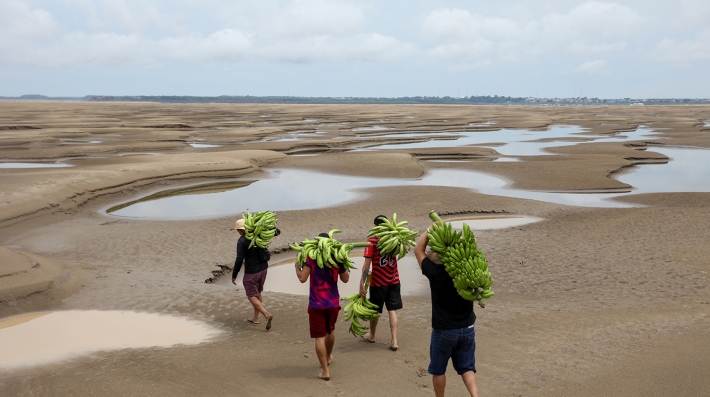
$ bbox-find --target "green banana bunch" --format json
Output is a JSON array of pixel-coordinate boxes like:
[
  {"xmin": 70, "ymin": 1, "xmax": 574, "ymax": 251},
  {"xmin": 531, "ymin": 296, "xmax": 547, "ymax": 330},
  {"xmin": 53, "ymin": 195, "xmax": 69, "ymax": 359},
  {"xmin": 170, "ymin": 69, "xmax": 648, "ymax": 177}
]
[
  {"xmin": 289, "ymin": 229, "xmax": 369, "ymax": 271},
  {"xmin": 243, "ymin": 210, "xmax": 278, "ymax": 249},
  {"xmin": 368, "ymin": 213, "xmax": 420, "ymax": 259},
  {"xmin": 428, "ymin": 211, "xmax": 494, "ymax": 307},
  {"xmin": 341, "ymin": 274, "xmax": 380, "ymax": 336}
]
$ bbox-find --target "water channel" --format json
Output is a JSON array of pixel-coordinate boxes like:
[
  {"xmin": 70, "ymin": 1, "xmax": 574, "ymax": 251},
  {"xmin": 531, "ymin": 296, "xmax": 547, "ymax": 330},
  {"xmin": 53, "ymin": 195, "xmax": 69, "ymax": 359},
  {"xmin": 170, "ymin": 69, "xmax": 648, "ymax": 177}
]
[
  {"xmin": 354, "ymin": 126, "xmax": 659, "ymax": 156},
  {"xmin": 107, "ymin": 146, "xmax": 710, "ymax": 220}
]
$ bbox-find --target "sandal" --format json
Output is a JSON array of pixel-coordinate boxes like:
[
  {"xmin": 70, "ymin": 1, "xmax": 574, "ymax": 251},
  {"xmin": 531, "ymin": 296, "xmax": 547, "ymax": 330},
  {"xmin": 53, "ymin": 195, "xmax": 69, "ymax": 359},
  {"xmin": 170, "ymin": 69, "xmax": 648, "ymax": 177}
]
[{"xmin": 246, "ymin": 319, "xmax": 260, "ymax": 325}]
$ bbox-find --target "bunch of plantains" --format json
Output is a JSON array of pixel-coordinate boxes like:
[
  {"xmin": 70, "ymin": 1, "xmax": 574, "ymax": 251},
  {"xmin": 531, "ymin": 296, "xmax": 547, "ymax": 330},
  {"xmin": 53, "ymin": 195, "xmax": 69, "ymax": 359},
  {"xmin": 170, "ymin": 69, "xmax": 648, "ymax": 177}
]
[
  {"xmin": 290, "ymin": 229, "xmax": 369, "ymax": 270},
  {"xmin": 341, "ymin": 274, "xmax": 379, "ymax": 336},
  {"xmin": 368, "ymin": 213, "xmax": 420, "ymax": 259},
  {"xmin": 427, "ymin": 211, "xmax": 494, "ymax": 307},
  {"xmin": 243, "ymin": 210, "xmax": 278, "ymax": 249}
]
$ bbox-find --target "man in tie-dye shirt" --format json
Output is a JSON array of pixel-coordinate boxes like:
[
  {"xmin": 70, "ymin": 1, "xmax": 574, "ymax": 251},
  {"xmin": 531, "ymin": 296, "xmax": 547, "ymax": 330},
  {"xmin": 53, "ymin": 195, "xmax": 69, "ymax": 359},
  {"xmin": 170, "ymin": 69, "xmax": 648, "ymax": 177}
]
[{"xmin": 295, "ymin": 233, "xmax": 350, "ymax": 381}]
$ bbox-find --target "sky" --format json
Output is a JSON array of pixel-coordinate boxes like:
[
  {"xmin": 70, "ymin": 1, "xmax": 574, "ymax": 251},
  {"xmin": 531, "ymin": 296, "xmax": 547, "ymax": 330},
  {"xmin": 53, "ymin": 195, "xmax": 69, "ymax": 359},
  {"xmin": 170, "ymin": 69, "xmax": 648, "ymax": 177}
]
[{"xmin": 1, "ymin": 0, "xmax": 709, "ymax": 98}]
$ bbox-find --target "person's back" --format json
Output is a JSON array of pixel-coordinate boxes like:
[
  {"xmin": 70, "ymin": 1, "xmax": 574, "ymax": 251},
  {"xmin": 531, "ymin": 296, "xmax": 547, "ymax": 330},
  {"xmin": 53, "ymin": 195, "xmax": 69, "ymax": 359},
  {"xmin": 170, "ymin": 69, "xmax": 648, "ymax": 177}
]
[
  {"xmin": 423, "ymin": 257, "xmax": 475, "ymax": 330},
  {"xmin": 359, "ymin": 215, "xmax": 403, "ymax": 349},
  {"xmin": 307, "ymin": 258, "xmax": 342, "ymax": 310},
  {"xmin": 415, "ymin": 228, "xmax": 479, "ymax": 397},
  {"xmin": 231, "ymin": 219, "xmax": 273, "ymax": 330},
  {"xmin": 295, "ymin": 246, "xmax": 349, "ymax": 381}
]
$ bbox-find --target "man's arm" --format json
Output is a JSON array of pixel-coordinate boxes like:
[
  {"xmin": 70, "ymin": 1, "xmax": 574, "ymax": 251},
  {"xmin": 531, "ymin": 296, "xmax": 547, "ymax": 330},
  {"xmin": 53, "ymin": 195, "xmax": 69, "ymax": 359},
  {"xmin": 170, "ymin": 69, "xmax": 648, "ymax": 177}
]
[
  {"xmin": 231, "ymin": 238, "xmax": 246, "ymax": 284},
  {"xmin": 359, "ymin": 257, "xmax": 372, "ymax": 295},
  {"xmin": 295, "ymin": 262, "xmax": 311, "ymax": 283},
  {"xmin": 414, "ymin": 228, "xmax": 429, "ymax": 269},
  {"xmin": 340, "ymin": 269, "xmax": 350, "ymax": 283}
]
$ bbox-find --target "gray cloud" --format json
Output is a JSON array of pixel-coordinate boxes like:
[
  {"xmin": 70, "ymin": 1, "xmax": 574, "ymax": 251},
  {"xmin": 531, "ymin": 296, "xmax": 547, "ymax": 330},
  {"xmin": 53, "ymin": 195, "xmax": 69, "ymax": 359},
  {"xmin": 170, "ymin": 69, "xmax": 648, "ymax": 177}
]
[{"xmin": 1, "ymin": 0, "xmax": 709, "ymax": 97}]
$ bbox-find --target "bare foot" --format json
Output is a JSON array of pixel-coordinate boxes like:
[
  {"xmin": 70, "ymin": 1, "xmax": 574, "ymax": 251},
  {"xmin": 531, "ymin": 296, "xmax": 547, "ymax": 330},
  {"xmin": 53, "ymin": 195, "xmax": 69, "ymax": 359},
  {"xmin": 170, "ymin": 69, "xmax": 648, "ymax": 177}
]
[
  {"xmin": 327, "ymin": 355, "xmax": 333, "ymax": 366},
  {"xmin": 318, "ymin": 373, "xmax": 330, "ymax": 381},
  {"xmin": 360, "ymin": 333, "xmax": 376, "ymax": 343}
]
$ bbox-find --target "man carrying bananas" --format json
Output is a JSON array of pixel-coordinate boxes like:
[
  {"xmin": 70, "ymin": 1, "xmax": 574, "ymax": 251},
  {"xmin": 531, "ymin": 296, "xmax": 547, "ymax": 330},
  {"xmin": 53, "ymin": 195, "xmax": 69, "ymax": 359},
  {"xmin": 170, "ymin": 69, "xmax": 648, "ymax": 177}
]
[
  {"xmin": 414, "ymin": 225, "xmax": 479, "ymax": 397},
  {"xmin": 295, "ymin": 233, "xmax": 350, "ymax": 381},
  {"xmin": 231, "ymin": 218, "xmax": 274, "ymax": 330},
  {"xmin": 359, "ymin": 215, "xmax": 402, "ymax": 350}
]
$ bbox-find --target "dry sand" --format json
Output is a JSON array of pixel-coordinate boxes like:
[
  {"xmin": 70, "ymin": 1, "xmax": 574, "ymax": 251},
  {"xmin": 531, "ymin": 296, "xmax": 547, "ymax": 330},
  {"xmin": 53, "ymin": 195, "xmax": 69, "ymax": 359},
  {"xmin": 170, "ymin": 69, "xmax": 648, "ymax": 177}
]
[{"xmin": 0, "ymin": 101, "xmax": 709, "ymax": 396}]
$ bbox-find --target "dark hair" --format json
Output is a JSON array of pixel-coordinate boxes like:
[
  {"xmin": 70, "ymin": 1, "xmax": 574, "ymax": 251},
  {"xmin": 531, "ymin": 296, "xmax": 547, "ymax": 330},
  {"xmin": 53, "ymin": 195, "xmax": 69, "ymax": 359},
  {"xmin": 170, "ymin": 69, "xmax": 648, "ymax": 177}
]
[
  {"xmin": 318, "ymin": 232, "xmax": 329, "ymax": 238},
  {"xmin": 374, "ymin": 215, "xmax": 387, "ymax": 225}
]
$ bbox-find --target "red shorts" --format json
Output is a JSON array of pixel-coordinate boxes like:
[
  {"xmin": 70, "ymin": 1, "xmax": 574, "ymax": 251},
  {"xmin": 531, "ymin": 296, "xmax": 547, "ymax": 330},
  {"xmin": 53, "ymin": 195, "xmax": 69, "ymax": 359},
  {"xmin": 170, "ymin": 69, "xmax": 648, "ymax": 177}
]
[
  {"xmin": 242, "ymin": 269, "xmax": 267, "ymax": 297},
  {"xmin": 308, "ymin": 307, "xmax": 340, "ymax": 338}
]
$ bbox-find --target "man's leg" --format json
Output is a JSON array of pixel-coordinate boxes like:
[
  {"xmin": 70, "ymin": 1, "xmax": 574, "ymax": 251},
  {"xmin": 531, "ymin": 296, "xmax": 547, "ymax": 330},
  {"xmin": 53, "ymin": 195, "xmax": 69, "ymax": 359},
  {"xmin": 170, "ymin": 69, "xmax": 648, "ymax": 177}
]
[
  {"xmin": 248, "ymin": 295, "xmax": 270, "ymax": 320},
  {"xmin": 314, "ymin": 337, "xmax": 330, "ymax": 379},
  {"xmin": 461, "ymin": 371, "xmax": 479, "ymax": 397},
  {"xmin": 251, "ymin": 294, "xmax": 263, "ymax": 322},
  {"xmin": 432, "ymin": 375, "xmax": 446, "ymax": 397},
  {"xmin": 362, "ymin": 318, "xmax": 378, "ymax": 342},
  {"xmin": 325, "ymin": 331, "xmax": 335, "ymax": 365},
  {"xmin": 389, "ymin": 310, "xmax": 398, "ymax": 348}
]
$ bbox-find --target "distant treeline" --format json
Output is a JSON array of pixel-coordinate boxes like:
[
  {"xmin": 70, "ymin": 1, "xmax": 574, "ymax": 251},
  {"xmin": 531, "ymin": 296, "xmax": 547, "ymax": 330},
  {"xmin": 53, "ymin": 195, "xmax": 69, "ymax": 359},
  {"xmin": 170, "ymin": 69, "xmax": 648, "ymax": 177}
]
[
  {"xmin": 2, "ymin": 94, "xmax": 709, "ymax": 105},
  {"xmin": 87, "ymin": 95, "xmax": 527, "ymax": 105}
]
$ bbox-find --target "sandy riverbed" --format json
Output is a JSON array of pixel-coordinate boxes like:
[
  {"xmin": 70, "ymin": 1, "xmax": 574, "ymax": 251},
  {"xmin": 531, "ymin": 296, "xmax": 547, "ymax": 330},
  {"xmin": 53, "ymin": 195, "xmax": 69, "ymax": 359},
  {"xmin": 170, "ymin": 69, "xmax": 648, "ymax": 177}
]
[{"xmin": 1, "ymin": 101, "xmax": 709, "ymax": 396}]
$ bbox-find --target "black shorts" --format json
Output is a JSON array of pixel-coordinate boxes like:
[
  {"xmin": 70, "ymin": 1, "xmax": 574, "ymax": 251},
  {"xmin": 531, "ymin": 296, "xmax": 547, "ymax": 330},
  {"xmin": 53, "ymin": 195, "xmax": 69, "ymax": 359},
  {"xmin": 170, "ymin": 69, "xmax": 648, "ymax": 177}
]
[{"xmin": 368, "ymin": 284, "xmax": 403, "ymax": 313}]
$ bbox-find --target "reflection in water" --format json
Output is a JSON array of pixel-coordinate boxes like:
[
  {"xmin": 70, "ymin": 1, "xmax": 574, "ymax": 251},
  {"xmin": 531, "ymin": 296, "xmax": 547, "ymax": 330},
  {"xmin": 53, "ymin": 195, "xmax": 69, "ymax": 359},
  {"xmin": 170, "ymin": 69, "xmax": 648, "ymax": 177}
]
[
  {"xmin": 0, "ymin": 162, "xmax": 72, "ymax": 168},
  {"xmin": 108, "ymin": 147, "xmax": 710, "ymax": 219},
  {"xmin": 618, "ymin": 146, "xmax": 710, "ymax": 193},
  {"xmin": 356, "ymin": 127, "xmax": 658, "ymax": 156},
  {"xmin": 107, "ymin": 180, "xmax": 254, "ymax": 213},
  {"xmin": 0, "ymin": 311, "xmax": 220, "ymax": 370}
]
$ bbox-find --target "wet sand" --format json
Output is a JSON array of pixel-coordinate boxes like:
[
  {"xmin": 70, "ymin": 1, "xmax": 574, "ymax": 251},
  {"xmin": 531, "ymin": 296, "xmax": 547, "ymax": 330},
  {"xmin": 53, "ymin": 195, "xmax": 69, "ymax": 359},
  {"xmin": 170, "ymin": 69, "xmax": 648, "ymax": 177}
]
[{"xmin": 1, "ymin": 101, "xmax": 709, "ymax": 396}]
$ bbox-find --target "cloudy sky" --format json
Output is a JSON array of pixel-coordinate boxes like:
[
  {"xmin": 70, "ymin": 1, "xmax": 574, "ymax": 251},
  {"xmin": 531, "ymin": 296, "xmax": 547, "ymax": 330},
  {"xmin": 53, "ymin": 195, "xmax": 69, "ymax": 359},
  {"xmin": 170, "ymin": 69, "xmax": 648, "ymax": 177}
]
[{"xmin": 1, "ymin": 0, "xmax": 709, "ymax": 98}]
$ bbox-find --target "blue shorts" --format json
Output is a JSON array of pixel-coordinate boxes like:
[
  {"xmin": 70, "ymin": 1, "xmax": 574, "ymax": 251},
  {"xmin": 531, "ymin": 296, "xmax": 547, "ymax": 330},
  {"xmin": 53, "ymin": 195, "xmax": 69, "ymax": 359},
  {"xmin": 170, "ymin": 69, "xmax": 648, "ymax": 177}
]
[{"xmin": 428, "ymin": 326, "xmax": 476, "ymax": 376}]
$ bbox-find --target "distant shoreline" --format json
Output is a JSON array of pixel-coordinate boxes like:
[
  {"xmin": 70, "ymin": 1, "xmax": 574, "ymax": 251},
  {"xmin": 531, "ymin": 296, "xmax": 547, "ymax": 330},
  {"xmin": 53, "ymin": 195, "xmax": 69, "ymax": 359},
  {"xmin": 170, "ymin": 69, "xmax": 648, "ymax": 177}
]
[{"xmin": 1, "ymin": 95, "xmax": 709, "ymax": 106}]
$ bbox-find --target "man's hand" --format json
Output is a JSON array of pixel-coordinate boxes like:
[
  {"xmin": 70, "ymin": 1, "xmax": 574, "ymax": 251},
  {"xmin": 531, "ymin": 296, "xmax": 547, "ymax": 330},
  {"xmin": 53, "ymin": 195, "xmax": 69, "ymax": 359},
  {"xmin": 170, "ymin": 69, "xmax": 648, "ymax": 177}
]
[
  {"xmin": 231, "ymin": 277, "xmax": 237, "ymax": 285},
  {"xmin": 359, "ymin": 284, "xmax": 367, "ymax": 297}
]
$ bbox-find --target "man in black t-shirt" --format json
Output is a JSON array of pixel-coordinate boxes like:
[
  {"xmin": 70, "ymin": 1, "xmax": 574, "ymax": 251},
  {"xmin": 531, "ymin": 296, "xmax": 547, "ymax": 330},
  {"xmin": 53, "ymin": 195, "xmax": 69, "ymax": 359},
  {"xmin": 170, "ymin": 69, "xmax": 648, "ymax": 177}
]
[
  {"xmin": 414, "ymin": 225, "xmax": 479, "ymax": 397},
  {"xmin": 231, "ymin": 218, "xmax": 274, "ymax": 330}
]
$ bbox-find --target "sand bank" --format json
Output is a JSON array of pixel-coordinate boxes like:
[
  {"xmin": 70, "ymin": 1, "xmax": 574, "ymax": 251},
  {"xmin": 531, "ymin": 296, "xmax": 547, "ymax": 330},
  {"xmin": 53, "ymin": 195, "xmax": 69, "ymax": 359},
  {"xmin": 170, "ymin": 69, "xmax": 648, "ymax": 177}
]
[{"xmin": 1, "ymin": 102, "xmax": 709, "ymax": 396}]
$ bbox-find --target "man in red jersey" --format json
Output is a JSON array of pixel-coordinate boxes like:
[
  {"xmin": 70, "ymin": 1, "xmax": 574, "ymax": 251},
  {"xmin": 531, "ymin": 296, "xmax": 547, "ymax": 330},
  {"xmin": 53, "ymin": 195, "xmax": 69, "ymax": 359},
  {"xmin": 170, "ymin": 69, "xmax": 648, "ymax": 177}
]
[
  {"xmin": 359, "ymin": 215, "xmax": 402, "ymax": 350},
  {"xmin": 295, "ymin": 232, "xmax": 350, "ymax": 381}
]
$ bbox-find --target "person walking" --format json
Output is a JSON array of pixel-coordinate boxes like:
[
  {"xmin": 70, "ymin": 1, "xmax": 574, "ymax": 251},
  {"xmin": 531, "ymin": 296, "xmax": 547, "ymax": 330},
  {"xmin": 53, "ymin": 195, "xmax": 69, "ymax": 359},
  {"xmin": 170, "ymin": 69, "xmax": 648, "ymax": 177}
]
[
  {"xmin": 359, "ymin": 215, "xmax": 402, "ymax": 350},
  {"xmin": 231, "ymin": 218, "xmax": 274, "ymax": 330},
  {"xmin": 295, "ymin": 233, "xmax": 350, "ymax": 381},
  {"xmin": 414, "ymin": 224, "xmax": 479, "ymax": 397}
]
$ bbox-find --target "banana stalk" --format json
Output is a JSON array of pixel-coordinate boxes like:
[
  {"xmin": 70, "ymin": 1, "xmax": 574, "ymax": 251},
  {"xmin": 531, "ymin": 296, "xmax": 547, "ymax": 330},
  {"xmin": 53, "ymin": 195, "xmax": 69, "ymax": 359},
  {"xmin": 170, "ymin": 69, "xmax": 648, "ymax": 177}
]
[
  {"xmin": 243, "ymin": 210, "xmax": 278, "ymax": 249},
  {"xmin": 368, "ymin": 213, "xmax": 420, "ymax": 260},
  {"xmin": 342, "ymin": 273, "xmax": 380, "ymax": 336},
  {"xmin": 290, "ymin": 229, "xmax": 369, "ymax": 271},
  {"xmin": 427, "ymin": 211, "xmax": 494, "ymax": 307}
]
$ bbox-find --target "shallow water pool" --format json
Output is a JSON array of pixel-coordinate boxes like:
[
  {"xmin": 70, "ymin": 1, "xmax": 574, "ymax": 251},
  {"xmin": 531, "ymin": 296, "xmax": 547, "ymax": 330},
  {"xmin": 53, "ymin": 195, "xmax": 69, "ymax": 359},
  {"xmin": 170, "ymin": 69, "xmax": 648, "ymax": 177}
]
[
  {"xmin": 189, "ymin": 143, "xmax": 223, "ymax": 148},
  {"xmin": 356, "ymin": 126, "xmax": 658, "ymax": 156},
  {"xmin": 0, "ymin": 311, "xmax": 220, "ymax": 370},
  {"xmin": 0, "ymin": 162, "xmax": 72, "ymax": 169},
  {"xmin": 449, "ymin": 216, "xmax": 542, "ymax": 230},
  {"xmin": 223, "ymin": 254, "xmax": 429, "ymax": 297},
  {"xmin": 107, "ymin": 146, "xmax": 710, "ymax": 219}
]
